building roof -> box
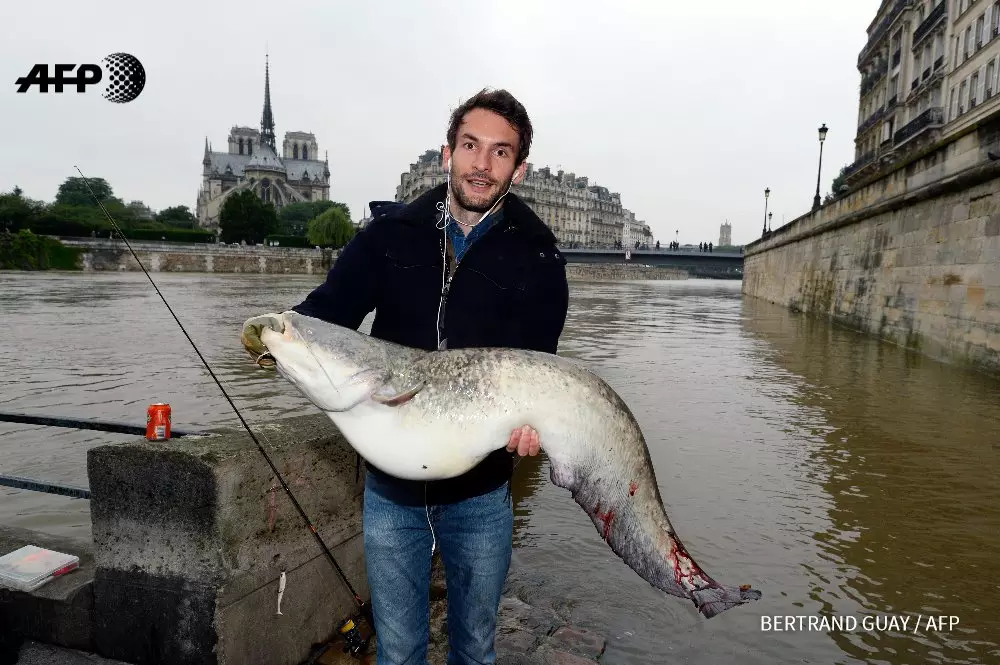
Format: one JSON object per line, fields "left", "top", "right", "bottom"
{"left": 246, "top": 143, "right": 285, "bottom": 173}
{"left": 205, "top": 150, "right": 327, "bottom": 182}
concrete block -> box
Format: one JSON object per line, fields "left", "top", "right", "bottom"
{"left": 86, "top": 413, "right": 367, "bottom": 665}
{"left": 16, "top": 641, "right": 134, "bottom": 665}
{"left": 0, "top": 525, "right": 95, "bottom": 651}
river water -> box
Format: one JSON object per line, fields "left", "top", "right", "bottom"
{"left": 1, "top": 271, "right": 999, "bottom": 664}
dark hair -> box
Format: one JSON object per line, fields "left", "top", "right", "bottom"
{"left": 447, "top": 88, "right": 533, "bottom": 166}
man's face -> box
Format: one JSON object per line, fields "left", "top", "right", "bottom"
{"left": 445, "top": 108, "right": 522, "bottom": 214}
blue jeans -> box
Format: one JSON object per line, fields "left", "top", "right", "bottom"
{"left": 363, "top": 470, "right": 513, "bottom": 665}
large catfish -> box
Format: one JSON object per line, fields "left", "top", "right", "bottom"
{"left": 242, "top": 311, "right": 761, "bottom": 618}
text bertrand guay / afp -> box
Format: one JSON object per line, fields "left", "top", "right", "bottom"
{"left": 761, "top": 614, "right": 960, "bottom": 633}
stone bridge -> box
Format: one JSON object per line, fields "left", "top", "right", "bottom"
{"left": 558, "top": 247, "right": 744, "bottom": 279}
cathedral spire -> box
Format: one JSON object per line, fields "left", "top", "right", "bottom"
{"left": 260, "top": 54, "right": 276, "bottom": 151}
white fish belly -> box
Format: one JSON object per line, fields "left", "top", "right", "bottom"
{"left": 326, "top": 404, "right": 505, "bottom": 481}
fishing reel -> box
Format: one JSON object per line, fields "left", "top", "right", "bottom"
{"left": 337, "top": 616, "right": 372, "bottom": 659}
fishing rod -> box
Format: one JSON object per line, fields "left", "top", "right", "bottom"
{"left": 74, "top": 167, "right": 374, "bottom": 651}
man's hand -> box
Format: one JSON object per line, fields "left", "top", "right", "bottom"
{"left": 506, "top": 424, "right": 540, "bottom": 457}
{"left": 240, "top": 313, "right": 283, "bottom": 367}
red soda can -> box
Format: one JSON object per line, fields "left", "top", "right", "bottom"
{"left": 146, "top": 403, "right": 172, "bottom": 440}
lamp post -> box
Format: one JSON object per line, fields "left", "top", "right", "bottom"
{"left": 813, "top": 123, "right": 828, "bottom": 211}
{"left": 762, "top": 187, "right": 770, "bottom": 236}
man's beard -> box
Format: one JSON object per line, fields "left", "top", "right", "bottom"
{"left": 449, "top": 168, "right": 514, "bottom": 214}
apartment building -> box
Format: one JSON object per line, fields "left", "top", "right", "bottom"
{"left": 394, "top": 148, "right": 653, "bottom": 248}
{"left": 844, "top": 0, "right": 1000, "bottom": 188}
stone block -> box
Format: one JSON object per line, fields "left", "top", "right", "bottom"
{"left": 546, "top": 626, "right": 606, "bottom": 660}
{"left": 86, "top": 413, "right": 368, "bottom": 665}
{"left": 0, "top": 525, "right": 95, "bottom": 652}
{"left": 987, "top": 213, "right": 1000, "bottom": 237}
{"left": 16, "top": 641, "right": 135, "bottom": 665}
{"left": 542, "top": 649, "right": 597, "bottom": 665}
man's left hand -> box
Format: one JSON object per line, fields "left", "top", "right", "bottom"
{"left": 507, "top": 425, "right": 540, "bottom": 456}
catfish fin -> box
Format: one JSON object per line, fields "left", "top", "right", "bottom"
{"left": 371, "top": 380, "right": 425, "bottom": 406}
{"left": 317, "top": 368, "right": 390, "bottom": 412}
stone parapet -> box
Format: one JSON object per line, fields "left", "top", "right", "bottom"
{"left": 86, "top": 413, "right": 367, "bottom": 665}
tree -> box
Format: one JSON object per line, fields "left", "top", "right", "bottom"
{"left": 307, "top": 206, "right": 355, "bottom": 248}
{"left": 55, "top": 177, "right": 116, "bottom": 207}
{"left": 0, "top": 189, "right": 44, "bottom": 232}
{"left": 219, "top": 190, "right": 279, "bottom": 244}
{"left": 156, "top": 205, "right": 197, "bottom": 228}
{"left": 278, "top": 200, "right": 349, "bottom": 235}
{"left": 823, "top": 164, "right": 850, "bottom": 203}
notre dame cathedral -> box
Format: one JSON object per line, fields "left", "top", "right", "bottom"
{"left": 195, "top": 57, "right": 331, "bottom": 229}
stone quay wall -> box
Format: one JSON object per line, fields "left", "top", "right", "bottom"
{"left": 61, "top": 239, "right": 334, "bottom": 275}
{"left": 565, "top": 263, "right": 687, "bottom": 281}
{"left": 743, "top": 116, "right": 1000, "bottom": 375}
{"left": 57, "top": 239, "right": 689, "bottom": 281}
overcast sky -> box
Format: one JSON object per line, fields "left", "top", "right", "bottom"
{"left": 1, "top": 0, "right": 876, "bottom": 247}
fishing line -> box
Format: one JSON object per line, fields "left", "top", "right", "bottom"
{"left": 73, "top": 166, "right": 372, "bottom": 629}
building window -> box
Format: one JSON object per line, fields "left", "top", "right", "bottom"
{"left": 303, "top": 145, "right": 309, "bottom": 160}
{"left": 994, "top": 2, "right": 1000, "bottom": 36}
{"left": 977, "top": 14, "right": 985, "bottom": 47}
{"left": 966, "top": 25, "right": 973, "bottom": 58}
{"left": 261, "top": 177, "right": 270, "bottom": 203}
{"left": 971, "top": 72, "right": 979, "bottom": 106}
{"left": 988, "top": 60, "right": 996, "bottom": 97}
{"left": 248, "top": 140, "right": 253, "bottom": 156}
{"left": 960, "top": 79, "right": 968, "bottom": 113}
{"left": 238, "top": 138, "right": 244, "bottom": 155}
{"left": 293, "top": 144, "right": 299, "bottom": 159}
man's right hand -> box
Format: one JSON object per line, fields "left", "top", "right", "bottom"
{"left": 240, "top": 313, "right": 283, "bottom": 367}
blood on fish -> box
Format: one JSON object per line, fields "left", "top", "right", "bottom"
{"left": 629, "top": 482, "right": 638, "bottom": 496}
{"left": 667, "top": 537, "right": 708, "bottom": 591}
{"left": 596, "top": 507, "right": 616, "bottom": 541}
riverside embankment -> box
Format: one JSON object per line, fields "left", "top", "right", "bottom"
{"left": 742, "top": 114, "right": 1000, "bottom": 375}
{"left": 50, "top": 238, "right": 689, "bottom": 281}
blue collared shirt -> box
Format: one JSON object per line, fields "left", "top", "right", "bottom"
{"left": 447, "top": 208, "right": 504, "bottom": 263}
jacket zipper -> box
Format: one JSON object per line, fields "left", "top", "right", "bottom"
{"left": 437, "top": 220, "right": 512, "bottom": 349}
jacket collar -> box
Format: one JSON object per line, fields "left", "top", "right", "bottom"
{"left": 390, "top": 182, "right": 557, "bottom": 244}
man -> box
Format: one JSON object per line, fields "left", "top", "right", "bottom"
{"left": 243, "top": 88, "right": 568, "bottom": 664}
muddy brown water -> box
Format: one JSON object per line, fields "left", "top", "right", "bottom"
{"left": 1, "top": 272, "right": 998, "bottom": 664}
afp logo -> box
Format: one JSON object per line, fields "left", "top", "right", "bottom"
{"left": 14, "top": 53, "right": 146, "bottom": 103}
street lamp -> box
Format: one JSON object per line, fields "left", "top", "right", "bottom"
{"left": 813, "top": 123, "right": 828, "bottom": 210}
{"left": 762, "top": 187, "right": 770, "bottom": 236}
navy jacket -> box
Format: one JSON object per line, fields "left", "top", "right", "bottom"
{"left": 292, "top": 183, "right": 569, "bottom": 503}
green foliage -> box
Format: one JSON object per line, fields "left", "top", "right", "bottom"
{"left": 264, "top": 234, "right": 313, "bottom": 247}
{"left": 218, "top": 190, "right": 279, "bottom": 244}
{"left": 824, "top": 164, "right": 851, "bottom": 203}
{"left": 156, "top": 205, "right": 197, "bottom": 228}
{"left": 0, "top": 188, "right": 46, "bottom": 232}
{"left": 55, "top": 176, "right": 116, "bottom": 207}
{"left": 307, "top": 206, "right": 355, "bottom": 248}
{"left": 278, "top": 200, "right": 349, "bottom": 235}
{"left": 0, "top": 229, "right": 83, "bottom": 270}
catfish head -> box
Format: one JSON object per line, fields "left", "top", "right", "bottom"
{"left": 241, "top": 311, "right": 421, "bottom": 413}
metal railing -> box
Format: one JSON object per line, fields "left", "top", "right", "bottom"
{"left": 859, "top": 0, "right": 911, "bottom": 65}
{"left": 858, "top": 106, "right": 888, "bottom": 135}
{"left": 843, "top": 150, "right": 876, "bottom": 179}
{"left": 894, "top": 107, "right": 944, "bottom": 144}
{"left": 913, "top": 0, "right": 947, "bottom": 45}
